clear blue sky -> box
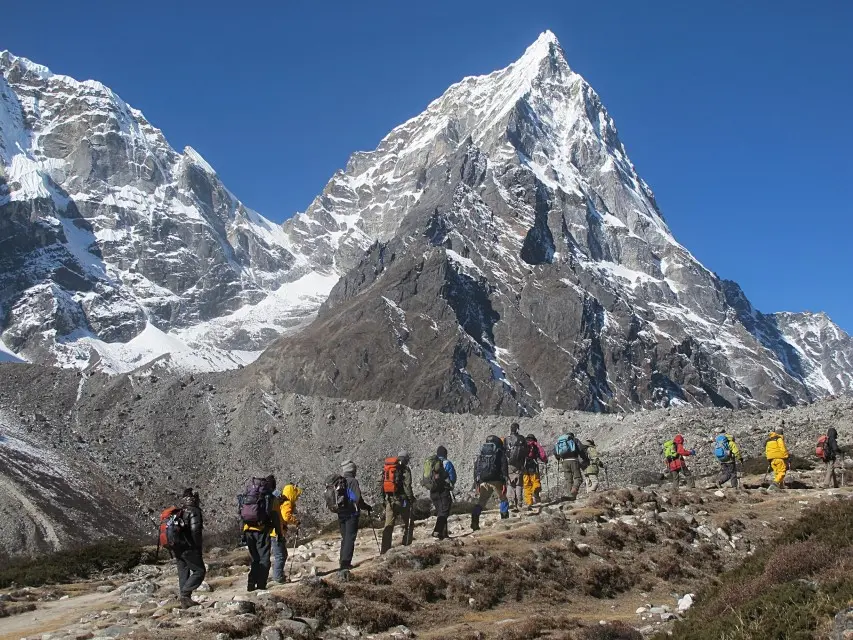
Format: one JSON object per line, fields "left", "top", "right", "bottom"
{"left": 2, "top": 1, "right": 851, "bottom": 332}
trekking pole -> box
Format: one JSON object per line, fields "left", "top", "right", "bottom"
{"left": 604, "top": 466, "right": 611, "bottom": 490}
{"left": 289, "top": 527, "right": 299, "bottom": 576}
{"left": 370, "top": 514, "right": 381, "bottom": 554}
{"left": 544, "top": 462, "right": 550, "bottom": 502}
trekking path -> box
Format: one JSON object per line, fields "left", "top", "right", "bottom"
{"left": 3, "top": 479, "right": 851, "bottom": 639}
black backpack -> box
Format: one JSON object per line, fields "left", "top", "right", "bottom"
{"left": 506, "top": 433, "right": 527, "bottom": 469}
{"left": 477, "top": 442, "right": 503, "bottom": 483}
{"left": 324, "top": 474, "right": 350, "bottom": 513}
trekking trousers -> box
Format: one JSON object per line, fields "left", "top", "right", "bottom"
{"left": 770, "top": 458, "right": 787, "bottom": 485}
{"left": 507, "top": 467, "right": 524, "bottom": 507}
{"left": 176, "top": 547, "right": 206, "bottom": 597}
{"left": 245, "top": 530, "right": 272, "bottom": 590}
{"left": 477, "top": 481, "right": 509, "bottom": 515}
{"left": 522, "top": 472, "right": 541, "bottom": 505}
{"left": 824, "top": 460, "right": 838, "bottom": 488}
{"left": 381, "top": 497, "right": 414, "bottom": 553}
{"left": 585, "top": 473, "right": 600, "bottom": 492}
{"left": 271, "top": 534, "right": 288, "bottom": 582}
{"left": 670, "top": 465, "right": 695, "bottom": 490}
{"left": 718, "top": 462, "right": 738, "bottom": 488}
{"left": 430, "top": 488, "right": 452, "bottom": 539}
{"left": 561, "top": 459, "right": 583, "bottom": 497}
{"left": 338, "top": 514, "right": 359, "bottom": 570}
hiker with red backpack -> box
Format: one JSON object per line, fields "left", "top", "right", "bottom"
{"left": 665, "top": 434, "right": 696, "bottom": 490}
{"left": 817, "top": 428, "right": 843, "bottom": 488}
{"left": 471, "top": 435, "right": 510, "bottom": 530}
{"left": 554, "top": 428, "right": 589, "bottom": 501}
{"left": 326, "top": 460, "right": 372, "bottom": 580}
{"left": 159, "top": 488, "right": 205, "bottom": 609}
{"left": 522, "top": 434, "right": 548, "bottom": 506}
{"left": 424, "top": 446, "right": 456, "bottom": 540}
{"left": 505, "top": 423, "right": 527, "bottom": 511}
{"left": 378, "top": 451, "right": 416, "bottom": 554}
{"left": 240, "top": 475, "right": 277, "bottom": 591}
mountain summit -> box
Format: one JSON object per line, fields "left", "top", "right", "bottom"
{"left": 1, "top": 35, "right": 850, "bottom": 411}
{"left": 256, "top": 32, "right": 853, "bottom": 413}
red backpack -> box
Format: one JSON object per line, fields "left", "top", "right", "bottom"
{"left": 158, "top": 506, "right": 184, "bottom": 550}
{"left": 383, "top": 457, "right": 403, "bottom": 495}
{"left": 816, "top": 435, "right": 830, "bottom": 461}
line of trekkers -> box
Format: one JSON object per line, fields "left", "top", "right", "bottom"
{"left": 157, "top": 422, "right": 843, "bottom": 607}
{"left": 663, "top": 424, "right": 844, "bottom": 492}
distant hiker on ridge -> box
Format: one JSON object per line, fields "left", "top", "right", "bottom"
{"left": 664, "top": 434, "right": 695, "bottom": 491}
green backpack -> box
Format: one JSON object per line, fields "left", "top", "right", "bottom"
{"left": 663, "top": 440, "right": 678, "bottom": 461}
{"left": 421, "top": 455, "right": 446, "bottom": 491}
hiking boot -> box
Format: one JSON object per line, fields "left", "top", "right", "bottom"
{"left": 338, "top": 569, "right": 351, "bottom": 582}
{"left": 431, "top": 531, "right": 442, "bottom": 539}
{"left": 180, "top": 596, "right": 198, "bottom": 609}
{"left": 500, "top": 511, "right": 509, "bottom": 520}
{"left": 471, "top": 513, "right": 480, "bottom": 531}
{"left": 247, "top": 583, "right": 257, "bottom": 592}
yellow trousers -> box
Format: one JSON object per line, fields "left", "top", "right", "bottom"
{"left": 522, "top": 472, "right": 541, "bottom": 505}
{"left": 770, "top": 458, "right": 787, "bottom": 485}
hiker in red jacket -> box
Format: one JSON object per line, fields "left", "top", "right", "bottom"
{"left": 669, "top": 434, "right": 696, "bottom": 490}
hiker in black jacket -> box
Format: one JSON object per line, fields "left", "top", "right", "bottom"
{"left": 175, "top": 488, "right": 206, "bottom": 609}
{"left": 823, "top": 428, "right": 843, "bottom": 488}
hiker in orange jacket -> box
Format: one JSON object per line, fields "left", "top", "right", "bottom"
{"left": 271, "top": 484, "right": 301, "bottom": 583}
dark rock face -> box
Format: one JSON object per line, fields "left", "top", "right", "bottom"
{"left": 255, "top": 33, "right": 853, "bottom": 413}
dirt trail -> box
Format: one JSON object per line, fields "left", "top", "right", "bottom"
{"left": 0, "top": 591, "right": 111, "bottom": 640}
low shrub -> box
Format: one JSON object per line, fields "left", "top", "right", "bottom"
{"left": 0, "top": 540, "right": 147, "bottom": 588}
{"left": 580, "top": 564, "right": 633, "bottom": 598}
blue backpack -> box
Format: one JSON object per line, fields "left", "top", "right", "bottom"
{"left": 714, "top": 434, "right": 731, "bottom": 461}
{"left": 555, "top": 434, "right": 577, "bottom": 458}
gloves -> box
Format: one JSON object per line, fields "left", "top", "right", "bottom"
{"left": 401, "top": 500, "right": 408, "bottom": 509}
{"left": 689, "top": 450, "right": 696, "bottom": 456}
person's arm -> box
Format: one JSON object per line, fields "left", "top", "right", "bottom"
{"left": 502, "top": 451, "right": 509, "bottom": 482}
{"left": 189, "top": 508, "right": 204, "bottom": 550}
{"left": 403, "top": 467, "right": 415, "bottom": 502}
{"left": 537, "top": 443, "right": 547, "bottom": 463}
{"left": 580, "top": 442, "right": 590, "bottom": 465}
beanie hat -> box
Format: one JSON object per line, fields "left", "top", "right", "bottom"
{"left": 510, "top": 423, "right": 520, "bottom": 434}
{"left": 397, "top": 450, "right": 410, "bottom": 462}
{"left": 181, "top": 487, "right": 194, "bottom": 498}
{"left": 437, "top": 445, "right": 448, "bottom": 458}
{"left": 341, "top": 460, "right": 357, "bottom": 475}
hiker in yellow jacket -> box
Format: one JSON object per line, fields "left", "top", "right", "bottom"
{"left": 271, "top": 484, "right": 301, "bottom": 583}
{"left": 765, "top": 428, "right": 789, "bottom": 490}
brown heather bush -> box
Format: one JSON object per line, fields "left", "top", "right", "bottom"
{"left": 577, "top": 621, "right": 643, "bottom": 640}
{"left": 662, "top": 500, "right": 853, "bottom": 640}
{"left": 493, "top": 614, "right": 580, "bottom": 639}
{"left": 580, "top": 563, "right": 634, "bottom": 598}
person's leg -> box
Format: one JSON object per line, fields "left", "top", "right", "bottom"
{"left": 771, "top": 459, "right": 786, "bottom": 487}
{"left": 271, "top": 536, "right": 285, "bottom": 582}
{"left": 180, "top": 548, "right": 206, "bottom": 596}
{"left": 339, "top": 516, "right": 358, "bottom": 570}
{"left": 683, "top": 464, "right": 695, "bottom": 489}
{"left": 176, "top": 555, "right": 188, "bottom": 595}
{"left": 560, "top": 460, "right": 570, "bottom": 498}
{"left": 401, "top": 502, "right": 414, "bottom": 545}
{"left": 670, "top": 468, "right": 681, "bottom": 492}
{"left": 497, "top": 483, "right": 509, "bottom": 518}
{"left": 246, "top": 531, "right": 260, "bottom": 590}
{"left": 718, "top": 463, "right": 733, "bottom": 488}
{"left": 472, "top": 483, "right": 493, "bottom": 530}
{"left": 587, "top": 474, "right": 599, "bottom": 492}
{"left": 570, "top": 460, "right": 582, "bottom": 497}
{"left": 381, "top": 499, "right": 397, "bottom": 554}
{"left": 256, "top": 531, "right": 272, "bottom": 589}
{"left": 532, "top": 472, "right": 542, "bottom": 503}
{"left": 435, "top": 489, "right": 451, "bottom": 538}
{"left": 825, "top": 460, "right": 837, "bottom": 488}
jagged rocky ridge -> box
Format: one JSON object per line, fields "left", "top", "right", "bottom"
{"left": 255, "top": 31, "right": 853, "bottom": 412}
{"left": 1, "top": 33, "right": 851, "bottom": 408}
{"left": 0, "top": 51, "right": 335, "bottom": 373}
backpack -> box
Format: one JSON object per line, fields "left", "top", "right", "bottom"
{"left": 476, "top": 442, "right": 502, "bottom": 482}
{"left": 324, "top": 474, "right": 350, "bottom": 513}
{"left": 239, "top": 477, "right": 272, "bottom": 525}
{"left": 816, "top": 435, "right": 829, "bottom": 461}
{"left": 158, "top": 506, "right": 184, "bottom": 550}
{"left": 421, "top": 455, "right": 446, "bottom": 491}
{"left": 506, "top": 433, "right": 527, "bottom": 469}
{"left": 714, "top": 434, "right": 731, "bottom": 461}
{"left": 663, "top": 440, "right": 678, "bottom": 461}
{"left": 555, "top": 434, "right": 577, "bottom": 459}
{"left": 383, "top": 457, "right": 404, "bottom": 495}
